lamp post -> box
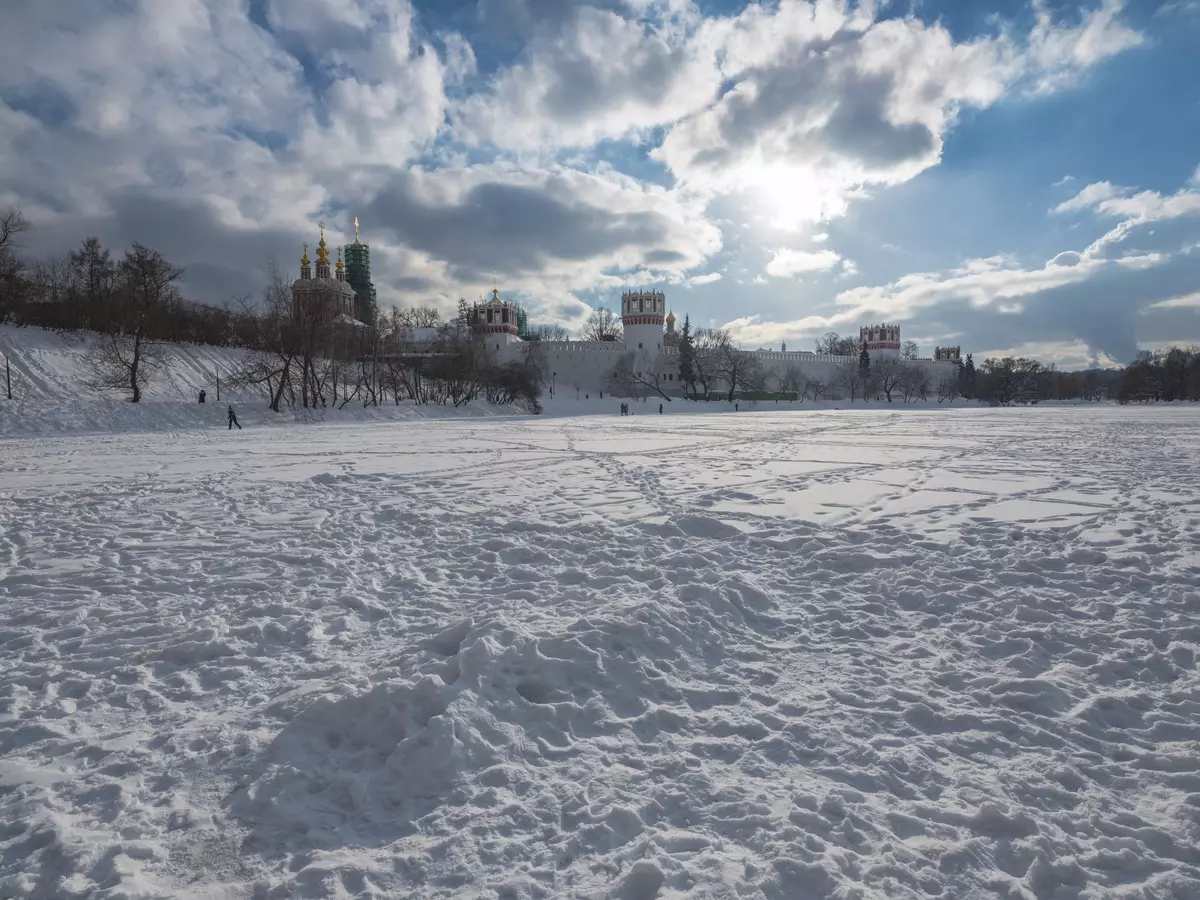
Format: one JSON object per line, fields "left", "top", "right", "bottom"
{"left": 4, "top": 353, "right": 10, "bottom": 401}
{"left": 552, "top": 371, "right": 556, "bottom": 398}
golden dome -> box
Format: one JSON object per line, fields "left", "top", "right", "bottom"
{"left": 335, "top": 247, "right": 344, "bottom": 271}
{"left": 315, "top": 221, "right": 330, "bottom": 265}
{"left": 666, "top": 310, "right": 676, "bottom": 326}
{"left": 301, "top": 242, "right": 310, "bottom": 267}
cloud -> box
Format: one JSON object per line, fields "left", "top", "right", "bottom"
{"left": 362, "top": 162, "right": 721, "bottom": 307}
{"left": 1050, "top": 181, "right": 1126, "bottom": 214}
{"left": 688, "top": 272, "right": 722, "bottom": 286}
{"left": 1023, "top": 0, "right": 1144, "bottom": 94}
{"left": 1148, "top": 291, "right": 1200, "bottom": 310}
{"left": 454, "top": 5, "right": 721, "bottom": 151}
{"left": 765, "top": 248, "right": 846, "bottom": 278}
{"left": 715, "top": 170, "right": 1200, "bottom": 364}
{"left": 0, "top": 0, "right": 1158, "bottom": 338}
{"left": 649, "top": 0, "right": 1142, "bottom": 227}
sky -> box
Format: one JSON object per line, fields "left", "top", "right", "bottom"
{"left": 2, "top": 0, "right": 1198, "bottom": 367}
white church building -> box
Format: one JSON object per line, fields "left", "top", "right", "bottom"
{"left": 428, "top": 287, "right": 961, "bottom": 400}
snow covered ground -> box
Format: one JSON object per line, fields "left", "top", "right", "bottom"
{"left": 2, "top": 406, "right": 1199, "bottom": 899}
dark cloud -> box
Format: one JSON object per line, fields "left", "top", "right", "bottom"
{"left": 364, "top": 170, "right": 706, "bottom": 278}
{"left": 22, "top": 192, "right": 312, "bottom": 307}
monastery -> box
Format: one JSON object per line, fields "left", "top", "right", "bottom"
{"left": 465, "top": 286, "right": 961, "bottom": 399}
{"left": 289, "top": 223, "right": 961, "bottom": 398}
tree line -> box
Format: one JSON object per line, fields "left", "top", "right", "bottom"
{"left": 2, "top": 205, "right": 1195, "bottom": 409}
{"left": 0, "top": 207, "right": 544, "bottom": 413}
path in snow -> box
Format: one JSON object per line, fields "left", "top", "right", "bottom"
{"left": 2, "top": 407, "right": 1199, "bottom": 899}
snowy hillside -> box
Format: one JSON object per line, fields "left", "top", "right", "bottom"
{"left": 0, "top": 326, "right": 537, "bottom": 436}
{"left": 0, "top": 324, "right": 275, "bottom": 435}
{"left": 2, "top": 407, "right": 1199, "bottom": 899}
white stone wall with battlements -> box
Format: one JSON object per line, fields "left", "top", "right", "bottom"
{"left": 492, "top": 337, "right": 958, "bottom": 399}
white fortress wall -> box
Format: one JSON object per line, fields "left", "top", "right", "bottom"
{"left": 496, "top": 338, "right": 959, "bottom": 398}
{"left": 454, "top": 295, "right": 962, "bottom": 399}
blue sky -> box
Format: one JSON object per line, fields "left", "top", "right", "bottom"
{"left": 2, "top": 0, "right": 1198, "bottom": 366}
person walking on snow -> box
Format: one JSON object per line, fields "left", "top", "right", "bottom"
{"left": 228, "top": 405, "right": 242, "bottom": 430}
{"left": 659, "top": 403, "right": 663, "bottom": 415}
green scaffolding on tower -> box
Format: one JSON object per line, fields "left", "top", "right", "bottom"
{"left": 343, "top": 221, "right": 378, "bottom": 326}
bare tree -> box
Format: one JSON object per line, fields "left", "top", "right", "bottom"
{"left": 900, "top": 340, "right": 920, "bottom": 360}
{"left": 82, "top": 245, "right": 182, "bottom": 402}
{"left": 608, "top": 351, "right": 673, "bottom": 401}
{"left": 873, "top": 356, "right": 906, "bottom": 402}
{"left": 691, "top": 327, "right": 730, "bottom": 398}
{"left": 899, "top": 365, "right": 928, "bottom": 402}
{"left": 835, "top": 360, "right": 866, "bottom": 402}
{"left": 778, "top": 365, "right": 804, "bottom": 398}
{"left": 529, "top": 323, "right": 569, "bottom": 342}
{"left": 0, "top": 205, "right": 31, "bottom": 324}
{"left": 397, "top": 305, "right": 443, "bottom": 328}
{"left": 815, "top": 331, "right": 859, "bottom": 356}
{"left": 701, "top": 330, "right": 762, "bottom": 402}
{"left": 804, "top": 375, "right": 829, "bottom": 401}
{"left": 228, "top": 261, "right": 338, "bottom": 412}
{"left": 522, "top": 337, "right": 550, "bottom": 389}
{"left": 935, "top": 372, "right": 959, "bottom": 404}
{"left": 580, "top": 306, "right": 623, "bottom": 342}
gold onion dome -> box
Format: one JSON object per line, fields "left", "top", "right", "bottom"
{"left": 315, "top": 221, "right": 330, "bottom": 265}
{"left": 666, "top": 310, "right": 676, "bottom": 326}
{"left": 335, "top": 248, "right": 344, "bottom": 271}
{"left": 301, "top": 242, "right": 310, "bottom": 266}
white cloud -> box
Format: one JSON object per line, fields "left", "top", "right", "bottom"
{"left": 454, "top": 6, "right": 722, "bottom": 151}
{"left": 650, "top": 0, "right": 1143, "bottom": 228}
{"left": 972, "top": 340, "right": 1122, "bottom": 369}
{"left": 765, "top": 248, "right": 846, "bottom": 278}
{"left": 1023, "top": 0, "right": 1144, "bottom": 94}
{"left": 0, "top": 0, "right": 1161, "bottom": 339}
{"left": 716, "top": 169, "right": 1200, "bottom": 362}
{"left": 1148, "top": 291, "right": 1200, "bottom": 310}
{"left": 688, "top": 272, "right": 723, "bottom": 286}
{"left": 1050, "top": 180, "right": 1127, "bottom": 214}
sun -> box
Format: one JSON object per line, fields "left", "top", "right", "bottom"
{"left": 737, "top": 155, "right": 856, "bottom": 233}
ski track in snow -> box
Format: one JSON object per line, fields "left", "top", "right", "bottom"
{"left": 2, "top": 407, "right": 1200, "bottom": 899}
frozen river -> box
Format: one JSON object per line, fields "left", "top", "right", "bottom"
{"left": 2, "top": 406, "right": 1199, "bottom": 898}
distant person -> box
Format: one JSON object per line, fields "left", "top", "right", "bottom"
{"left": 735, "top": 402, "right": 739, "bottom": 412}
{"left": 198, "top": 389, "right": 206, "bottom": 404}
{"left": 659, "top": 403, "right": 663, "bottom": 415}
{"left": 227, "top": 405, "right": 241, "bottom": 430}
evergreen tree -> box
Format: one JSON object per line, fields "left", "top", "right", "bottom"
{"left": 962, "top": 353, "right": 977, "bottom": 399}
{"left": 859, "top": 342, "right": 870, "bottom": 374}
{"left": 678, "top": 314, "right": 696, "bottom": 398}
{"left": 69, "top": 237, "right": 114, "bottom": 332}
